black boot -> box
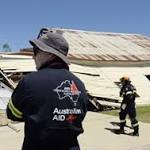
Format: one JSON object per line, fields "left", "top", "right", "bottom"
{"left": 132, "top": 125, "right": 139, "bottom": 136}
{"left": 119, "top": 126, "right": 125, "bottom": 134}
{"left": 115, "top": 123, "right": 125, "bottom": 134}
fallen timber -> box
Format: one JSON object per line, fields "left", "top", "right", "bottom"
{"left": 88, "top": 94, "right": 121, "bottom": 112}
{"left": 0, "top": 67, "right": 121, "bottom": 130}
{"left": 0, "top": 69, "right": 20, "bottom": 132}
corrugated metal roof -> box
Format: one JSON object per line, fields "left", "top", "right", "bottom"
{"left": 0, "top": 55, "right": 150, "bottom": 105}
{"left": 50, "top": 28, "right": 150, "bottom": 61}
{"left": 0, "top": 54, "right": 36, "bottom": 72}
{"left": 70, "top": 64, "right": 150, "bottom": 105}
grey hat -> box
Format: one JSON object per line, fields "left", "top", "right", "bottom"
{"left": 29, "top": 31, "right": 70, "bottom": 64}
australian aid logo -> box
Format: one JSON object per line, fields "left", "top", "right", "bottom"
{"left": 53, "top": 80, "right": 81, "bottom": 106}
{"left": 52, "top": 80, "right": 81, "bottom": 122}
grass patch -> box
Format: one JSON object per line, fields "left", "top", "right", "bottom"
{"left": 101, "top": 105, "right": 150, "bottom": 123}
{"left": 136, "top": 105, "right": 150, "bottom": 123}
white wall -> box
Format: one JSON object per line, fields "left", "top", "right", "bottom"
{"left": 70, "top": 64, "right": 150, "bottom": 105}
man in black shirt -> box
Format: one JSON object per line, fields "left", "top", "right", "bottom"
{"left": 7, "top": 28, "right": 88, "bottom": 150}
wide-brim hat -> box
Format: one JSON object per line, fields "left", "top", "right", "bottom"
{"left": 29, "top": 30, "right": 70, "bottom": 64}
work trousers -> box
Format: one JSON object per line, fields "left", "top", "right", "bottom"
{"left": 119, "top": 101, "right": 138, "bottom": 131}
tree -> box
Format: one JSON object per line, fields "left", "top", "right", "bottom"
{"left": 2, "top": 43, "right": 11, "bottom": 52}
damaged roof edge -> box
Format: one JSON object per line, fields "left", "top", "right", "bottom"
{"left": 51, "top": 28, "right": 143, "bottom": 36}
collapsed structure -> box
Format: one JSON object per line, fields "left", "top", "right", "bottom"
{"left": 0, "top": 28, "right": 150, "bottom": 113}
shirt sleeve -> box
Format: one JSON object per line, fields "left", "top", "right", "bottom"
{"left": 131, "top": 85, "right": 137, "bottom": 96}
{"left": 6, "top": 78, "right": 27, "bottom": 121}
{"left": 120, "top": 86, "right": 124, "bottom": 97}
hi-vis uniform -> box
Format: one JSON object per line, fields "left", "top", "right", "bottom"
{"left": 7, "top": 64, "right": 88, "bottom": 150}
{"left": 119, "top": 83, "right": 139, "bottom": 132}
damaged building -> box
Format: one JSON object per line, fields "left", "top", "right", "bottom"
{"left": 0, "top": 28, "right": 150, "bottom": 113}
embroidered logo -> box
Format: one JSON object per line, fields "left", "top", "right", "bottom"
{"left": 54, "top": 80, "right": 81, "bottom": 106}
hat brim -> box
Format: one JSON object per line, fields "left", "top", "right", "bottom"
{"left": 29, "top": 39, "right": 70, "bottom": 64}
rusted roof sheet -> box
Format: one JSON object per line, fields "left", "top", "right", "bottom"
{"left": 50, "top": 28, "right": 150, "bottom": 61}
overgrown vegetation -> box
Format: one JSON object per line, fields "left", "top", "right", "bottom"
{"left": 101, "top": 105, "right": 150, "bottom": 123}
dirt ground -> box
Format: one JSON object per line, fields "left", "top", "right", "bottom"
{"left": 0, "top": 112, "right": 10, "bottom": 126}
{"left": 0, "top": 112, "right": 150, "bottom": 150}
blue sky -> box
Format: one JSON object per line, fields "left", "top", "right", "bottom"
{"left": 0, "top": 0, "right": 150, "bottom": 51}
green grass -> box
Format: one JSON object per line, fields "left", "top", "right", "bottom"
{"left": 101, "top": 105, "right": 150, "bottom": 123}
{"left": 0, "top": 110, "right": 4, "bottom": 114}
{"left": 136, "top": 106, "right": 150, "bottom": 123}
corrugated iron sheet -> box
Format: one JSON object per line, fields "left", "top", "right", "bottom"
{"left": 0, "top": 55, "right": 150, "bottom": 105}
{"left": 70, "top": 64, "right": 150, "bottom": 105}
{"left": 0, "top": 54, "right": 36, "bottom": 72}
{"left": 50, "top": 28, "right": 150, "bottom": 61}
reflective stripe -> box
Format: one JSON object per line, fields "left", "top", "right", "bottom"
{"left": 122, "top": 92, "right": 125, "bottom": 96}
{"left": 120, "top": 119, "right": 126, "bottom": 123}
{"left": 133, "top": 90, "right": 136, "bottom": 94}
{"left": 132, "top": 123, "right": 139, "bottom": 127}
{"left": 121, "top": 104, "right": 126, "bottom": 110}
{"left": 126, "top": 91, "right": 133, "bottom": 95}
{"left": 8, "top": 99, "right": 23, "bottom": 119}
